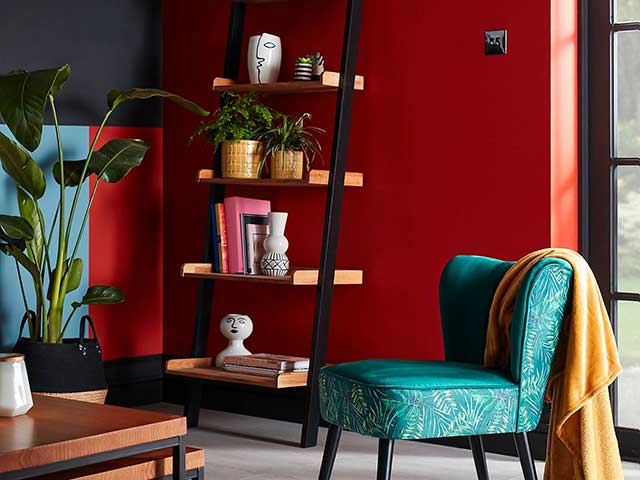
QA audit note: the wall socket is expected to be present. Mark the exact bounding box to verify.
[485,30,507,55]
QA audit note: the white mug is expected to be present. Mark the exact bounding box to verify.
[0,353,33,417]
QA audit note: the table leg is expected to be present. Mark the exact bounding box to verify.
[173,436,186,480]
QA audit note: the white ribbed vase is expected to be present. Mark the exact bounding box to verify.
[0,353,33,417]
[261,212,290,277]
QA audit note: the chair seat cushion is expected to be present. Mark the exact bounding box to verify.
[319,360,519,440]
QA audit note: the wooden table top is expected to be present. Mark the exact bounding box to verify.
[0,394,186,474]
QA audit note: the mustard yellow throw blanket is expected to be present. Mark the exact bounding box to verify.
[484,248,623,479]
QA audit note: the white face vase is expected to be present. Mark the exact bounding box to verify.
[220,314,254,341]
[215,314,254,367]
[248,33,281,84]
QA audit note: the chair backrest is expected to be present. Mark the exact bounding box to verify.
[439,255,572,431]
[439,256,514,365]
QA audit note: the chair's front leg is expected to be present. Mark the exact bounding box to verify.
[319,425,343,480]
[469,435,489,480]
[377,439,395,480]
[513,432,538,480]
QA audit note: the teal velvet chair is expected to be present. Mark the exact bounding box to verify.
[317,255,573,480]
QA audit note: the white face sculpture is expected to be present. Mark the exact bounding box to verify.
[220,314,254,341]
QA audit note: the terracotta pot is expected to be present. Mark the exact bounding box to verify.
[221,141,264,179]
[270,150,304,180]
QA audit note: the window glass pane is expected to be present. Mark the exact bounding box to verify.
[615,31,640,158]
[618,301,640,428]
[616,0,640,22]
[617,166,640,292]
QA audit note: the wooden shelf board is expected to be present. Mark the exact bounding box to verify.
[197,169,364,187]
[213,71,364,94]
[181,264,363,285]
[165,357,308,389]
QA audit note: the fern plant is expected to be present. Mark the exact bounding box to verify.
[190,92,274,152]
[0,65,208,343]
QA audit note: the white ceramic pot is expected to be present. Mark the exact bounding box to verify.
[0,353,33,417]
[248,33,281,84]
[261,212,290,277]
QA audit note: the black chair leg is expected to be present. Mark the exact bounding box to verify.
[319,425,343,480]
[377,439,395,480]
[513,432,538,480]
[469,435,489,480]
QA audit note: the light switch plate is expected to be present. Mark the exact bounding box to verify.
[485,30,507,55]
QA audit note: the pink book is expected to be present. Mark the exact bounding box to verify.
[224,197,271,273]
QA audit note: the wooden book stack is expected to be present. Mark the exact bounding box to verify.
[224,353,309,378]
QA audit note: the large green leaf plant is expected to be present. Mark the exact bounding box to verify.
[0,65,209,343]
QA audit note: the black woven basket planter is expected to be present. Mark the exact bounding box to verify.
[13,313,108,403]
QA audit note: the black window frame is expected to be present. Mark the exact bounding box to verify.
[586,0,640,461]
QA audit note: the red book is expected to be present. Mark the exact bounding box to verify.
[216,203,229,273]
[224,197,271,273]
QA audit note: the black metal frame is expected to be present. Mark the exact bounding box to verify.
[181,0,364,448]
[159,467,204,480]
[1,436,187,480]
[587,0,640,461]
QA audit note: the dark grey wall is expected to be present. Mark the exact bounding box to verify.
[0,1,162,126]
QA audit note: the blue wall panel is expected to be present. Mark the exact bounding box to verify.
[0,126,89,350]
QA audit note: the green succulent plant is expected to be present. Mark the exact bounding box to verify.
[0,65,208,343]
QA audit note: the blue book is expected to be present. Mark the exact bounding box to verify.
[210,204,221,273]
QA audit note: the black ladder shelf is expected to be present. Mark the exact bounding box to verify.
[166,0,364,448]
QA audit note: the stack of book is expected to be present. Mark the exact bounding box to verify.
[223,353,310,378]
[211,196,272,274]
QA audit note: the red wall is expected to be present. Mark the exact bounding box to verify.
[162,0,577,363]
[89,126,164,361]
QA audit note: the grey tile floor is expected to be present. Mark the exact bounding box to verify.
[149,404,640,479]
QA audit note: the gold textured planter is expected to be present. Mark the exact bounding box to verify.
[270,150,304,180]
[221,140,264,179]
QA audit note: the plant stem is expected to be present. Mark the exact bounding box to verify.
[15,260,29,311]
[39,282,48,342]
[45,202,60,263]
[14,260,32,338]
[64,110,112,252]
[68,178,100,266]
[57,305,79,343]
[36,198,53,277]
[48,95,67,342]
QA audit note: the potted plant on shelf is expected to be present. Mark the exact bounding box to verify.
[294,56,314,81]
[191,92,274,179]
[257,113,325,180]
[0,65,208,403]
